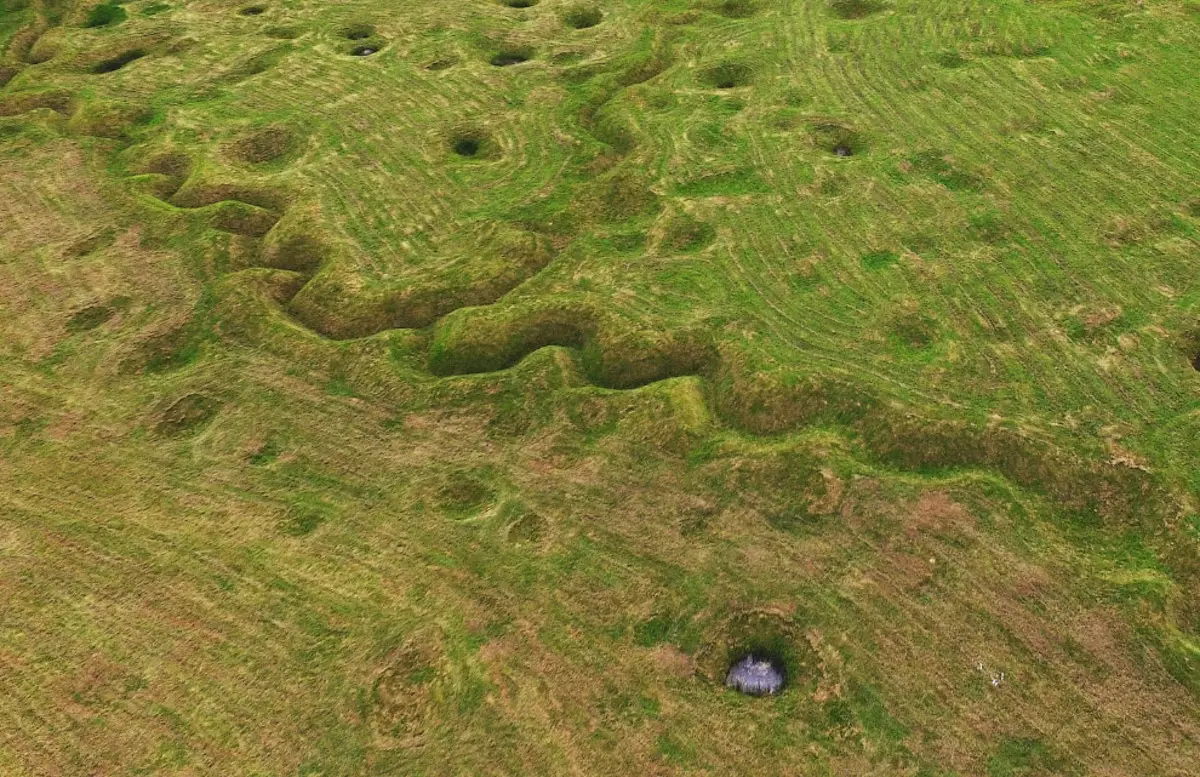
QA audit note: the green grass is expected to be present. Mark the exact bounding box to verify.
[84,1,127,28]
[0,0,1197,774]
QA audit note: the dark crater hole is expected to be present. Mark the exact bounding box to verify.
[351,45,378,57]
[809,122,864,157]
[90,49,146,74]
[1192,351,1200,372]
[449,129,495,160]
[701,62,753,90]
[502,0,539,7]
[490,48,532,67]
[453,137,480,157]
[343,23,374,40]
[725,653,787,696]
[239,4,267,16]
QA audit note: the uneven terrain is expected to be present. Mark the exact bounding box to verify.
[0,0,1198,774]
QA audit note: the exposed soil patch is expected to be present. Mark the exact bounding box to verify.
[563,5,602,29]
[700,62,753,89]
[238,5,267,16]
[829,0,886,19]
[90,48,146,74]
[157,393,220,436]
[490,47,532,67]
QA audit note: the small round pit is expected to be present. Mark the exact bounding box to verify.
[700,62,754,90]
[351,45,378,57]
[726,654,786,696]
[238,5,267,16]
[833,143,852,157]
[453,137,480,157]
[343,23,374,40]
[490,48,532,67]
[563,5,602,29]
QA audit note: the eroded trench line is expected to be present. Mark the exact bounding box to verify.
[2,5,1166,531]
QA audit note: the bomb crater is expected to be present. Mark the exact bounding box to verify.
[725,654,786,696]
[490,48,532,67]
[90,49,147,74]
[563,5,602,29]
[342,23,374,40]
[454,137,480,157]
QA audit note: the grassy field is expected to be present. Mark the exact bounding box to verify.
[0,0,1198,774]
